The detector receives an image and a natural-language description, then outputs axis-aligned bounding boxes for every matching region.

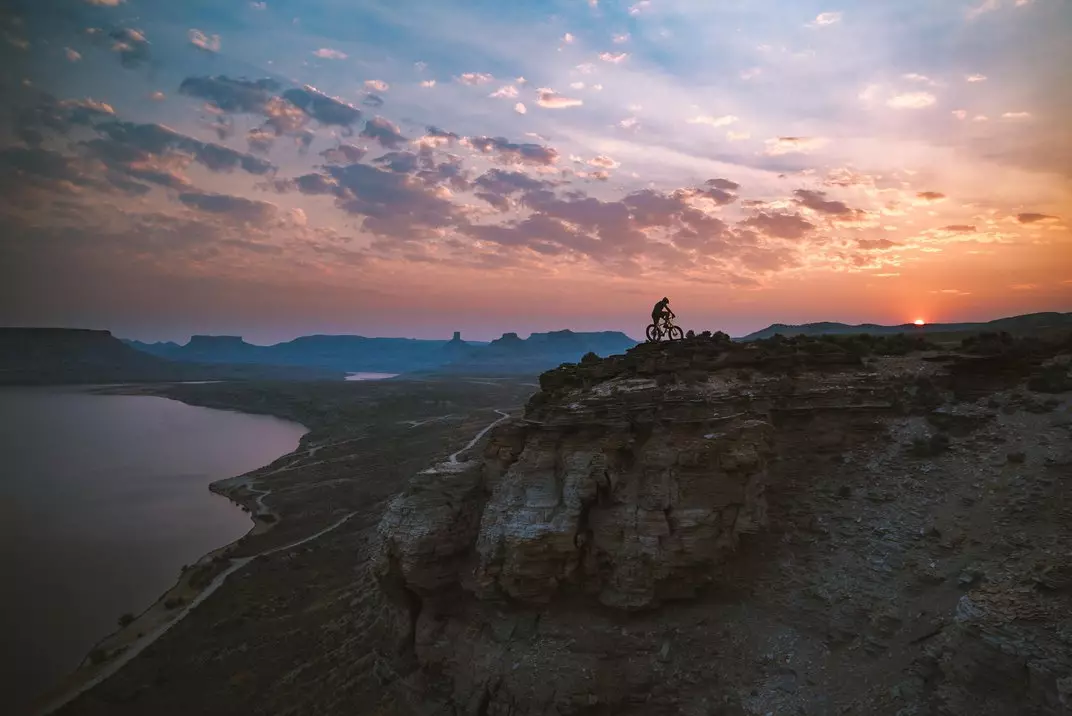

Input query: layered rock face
[373,333,1072,715]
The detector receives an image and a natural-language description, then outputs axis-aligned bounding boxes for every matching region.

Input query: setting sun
[914,319,926,326]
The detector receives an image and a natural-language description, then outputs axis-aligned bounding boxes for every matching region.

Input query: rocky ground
[376,332,1072,715]
[51,333,1072,716]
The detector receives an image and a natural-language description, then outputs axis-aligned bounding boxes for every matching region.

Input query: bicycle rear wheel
[645,324,660,342]
[667,326,684,341]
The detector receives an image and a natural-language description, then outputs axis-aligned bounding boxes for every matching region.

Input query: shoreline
[30,386,313,716]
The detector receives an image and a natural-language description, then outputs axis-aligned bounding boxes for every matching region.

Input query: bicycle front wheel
[667,326,684,341]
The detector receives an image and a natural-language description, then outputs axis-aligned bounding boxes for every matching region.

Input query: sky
[0,0,1069,343]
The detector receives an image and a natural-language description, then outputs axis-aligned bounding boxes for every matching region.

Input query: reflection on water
[345,372,399,381]
[0,387,307,713]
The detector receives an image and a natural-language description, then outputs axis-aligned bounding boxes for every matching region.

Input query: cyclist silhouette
[651,297,674,331]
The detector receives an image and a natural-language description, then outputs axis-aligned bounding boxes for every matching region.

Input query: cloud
[179,191,279,225]
[365,79,389,91]
[902,73,936,85]
[966,74,987,82]
[420,79,436,88]
[86,0,124,5]
[282,86,362,129]
[319,144,367,164]
[536,89,583,109]
[363,94,385,107]
[179,76,281,113]
[599,52,629,63]
[372,151,423,174]
[1017,212,1058,223]
[613,33,630,43]
[943,224,977,232]
[741,211,815,239]
[687,114,738,127]
[64,48,82,62]
[473,169,554,209]
[466,136,559,165]
[188,29,221,53]
[966,0,1000,20]
[457,72,494,85]
[857,238,897,250]
[792,189,860,216]
[314,48,348,59]
[108,28,150,68]
[589,155,619,169]
[916,191,946,202]
[360,116,406,148]
[1001,111,1031,119]
[514,102,527,114]
[740,67,762,80]
[96,120,273,174]
[808,12,843,27]
[886,92,936,109]
[727,130,750,141]
[311,162,466,239]
[562,33,575,44]
[0,145,149,199]
[952,109,967,119]
[629,1,651,15]
[490,85,519,99]
[763,136,827,155]
[247,127,275,154]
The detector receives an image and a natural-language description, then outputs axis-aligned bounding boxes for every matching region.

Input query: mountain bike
[646,314,684,342]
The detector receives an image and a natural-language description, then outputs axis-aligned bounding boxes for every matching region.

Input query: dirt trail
[37,512,355,716]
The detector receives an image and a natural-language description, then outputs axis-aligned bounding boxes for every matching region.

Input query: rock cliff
[374,332,1072,715]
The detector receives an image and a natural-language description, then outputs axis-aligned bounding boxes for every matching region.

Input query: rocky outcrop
[373,331,1072,715]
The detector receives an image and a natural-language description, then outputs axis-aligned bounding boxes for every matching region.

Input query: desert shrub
[163,596,186,610]
[117,612,135,628]
[581,351,600,364]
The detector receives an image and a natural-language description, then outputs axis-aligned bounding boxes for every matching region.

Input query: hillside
[125,332,488,374]
[0,328,344,385]
[740,311,1072,341]
[126,330,637,376]
[430,329,639,375]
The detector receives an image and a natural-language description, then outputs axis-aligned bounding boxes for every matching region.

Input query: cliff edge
[374,331,1072,715]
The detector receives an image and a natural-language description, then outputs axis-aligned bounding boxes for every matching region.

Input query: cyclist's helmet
[662,297,669,303]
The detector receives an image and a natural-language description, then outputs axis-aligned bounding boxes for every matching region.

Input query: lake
[0,387,307,714]
[345,372,399,381]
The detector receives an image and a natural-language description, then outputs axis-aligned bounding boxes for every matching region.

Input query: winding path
[37,409,513,715]
[421,409,511,473]
[36,512,354,716]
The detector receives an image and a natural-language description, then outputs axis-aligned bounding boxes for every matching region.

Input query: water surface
[0,387,306,713]
[345,372,399,381]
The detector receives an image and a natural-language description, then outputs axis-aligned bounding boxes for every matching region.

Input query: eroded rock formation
[373,333,1072,715]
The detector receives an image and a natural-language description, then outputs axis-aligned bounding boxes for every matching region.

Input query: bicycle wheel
[667,325,684,341]
[645,324,660,342]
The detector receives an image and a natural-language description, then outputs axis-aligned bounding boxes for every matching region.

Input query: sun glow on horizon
[914,318,926,326]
